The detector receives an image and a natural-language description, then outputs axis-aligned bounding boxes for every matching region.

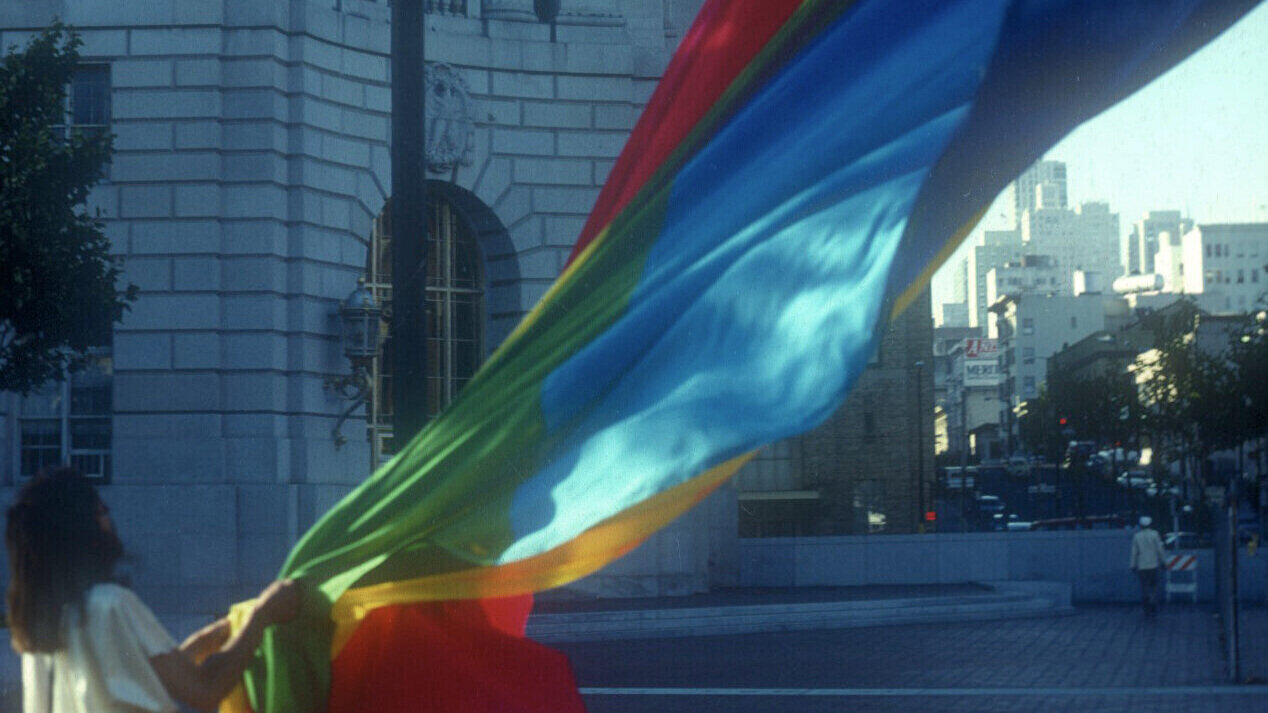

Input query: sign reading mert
[962,338,1001,387]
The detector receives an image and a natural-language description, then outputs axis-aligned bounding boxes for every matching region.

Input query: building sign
[963,338,997,359]
[962,338,1001,387]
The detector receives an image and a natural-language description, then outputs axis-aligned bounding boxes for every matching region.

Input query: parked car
[1117,471,1154,490]
[975,494,1006,514]
[1006,456,1030,476]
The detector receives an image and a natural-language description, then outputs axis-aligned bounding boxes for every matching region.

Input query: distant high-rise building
[968,161,1119,328]
[968,229,1023,329]
[939,302,970,328]
[985,255,1063,317]
[1011,160,1068,220]
[950,256,969,303]
[1020,200,1120,285]
[1124,210,1192,276]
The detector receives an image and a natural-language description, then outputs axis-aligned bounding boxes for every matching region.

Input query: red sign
[963,338,998,358]
[924,511,937,522]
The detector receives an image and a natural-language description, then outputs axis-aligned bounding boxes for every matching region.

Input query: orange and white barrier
[1164,554,1198,603]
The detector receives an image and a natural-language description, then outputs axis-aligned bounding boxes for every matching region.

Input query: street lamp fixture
[534,0,561,42]
[326,278,385,448]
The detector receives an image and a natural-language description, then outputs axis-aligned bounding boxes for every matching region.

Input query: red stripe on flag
[568,0,804,263]
[329,598,584,713]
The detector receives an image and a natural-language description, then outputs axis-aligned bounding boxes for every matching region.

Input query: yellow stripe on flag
[328,451,753,656]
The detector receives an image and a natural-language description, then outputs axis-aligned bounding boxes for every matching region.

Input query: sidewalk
[1240,605,1268,682]
[558,602,1268,713]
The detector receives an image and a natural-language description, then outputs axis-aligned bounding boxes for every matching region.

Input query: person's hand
[254,579,302,627]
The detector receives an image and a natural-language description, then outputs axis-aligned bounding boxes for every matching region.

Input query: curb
[528,589,1075,643]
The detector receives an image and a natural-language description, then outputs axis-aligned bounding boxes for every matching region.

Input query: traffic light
[1058,417,1068,426]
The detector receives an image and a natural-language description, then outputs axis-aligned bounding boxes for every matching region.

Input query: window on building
[1022,346,1035,365]
[71,66,111,128]
[1206,244,1212,258]
[1023,376,1036,397]
[366,198,485,466]
[17,352,114,482]
[1238,269,1244,284]
[53,65,111,175]
[1254,269,1259,284]
[863,411,876,442]
[423,1,471,16]
[1021,317,1034,335]
[1070,316,1077,329]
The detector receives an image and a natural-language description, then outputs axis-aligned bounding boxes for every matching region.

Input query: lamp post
[534,0,561,42]
[914,360,927,532]
[392,0,428,443]
[959,370,969,531]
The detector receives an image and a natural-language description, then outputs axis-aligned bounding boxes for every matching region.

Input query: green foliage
[1133,302,1250,483]
[1020,368,1142,465]
[1017,385,1061,462]
[0,24,134,394]
[1224,302,1268,471]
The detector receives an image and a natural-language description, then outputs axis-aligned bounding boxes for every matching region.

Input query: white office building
[1178,223,1268,313]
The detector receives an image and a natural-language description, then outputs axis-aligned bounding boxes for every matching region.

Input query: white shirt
[21,583,178,713]
[1130,527,1168,571]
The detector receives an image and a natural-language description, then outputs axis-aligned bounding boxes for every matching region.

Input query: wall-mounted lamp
[534,0,561,42]
[325,278,384,448]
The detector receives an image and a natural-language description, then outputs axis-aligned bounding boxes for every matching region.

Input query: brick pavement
[1239,605,1268,682]
[563,604,1268,713]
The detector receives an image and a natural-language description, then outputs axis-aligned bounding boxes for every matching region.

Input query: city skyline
[933,2,1268,312]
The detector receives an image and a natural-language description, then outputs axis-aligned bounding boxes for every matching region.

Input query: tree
[1034,365,1142,465]
[1225,301,1268,482]
[1135,304,1236,489]
[1017,385,1062,463]
[0,25,134,395]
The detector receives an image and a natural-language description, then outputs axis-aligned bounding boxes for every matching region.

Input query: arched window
[366,197,485,465]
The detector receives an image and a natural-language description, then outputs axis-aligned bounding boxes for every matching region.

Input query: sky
[931,2,1268,311]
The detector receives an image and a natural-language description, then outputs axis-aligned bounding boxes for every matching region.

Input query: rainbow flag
[226,1,1260,711]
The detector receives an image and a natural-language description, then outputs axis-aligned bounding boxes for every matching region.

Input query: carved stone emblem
[424,63,475,174]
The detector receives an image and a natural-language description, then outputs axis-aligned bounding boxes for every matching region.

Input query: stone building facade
[0,0,712,614]
[0,0,934,611]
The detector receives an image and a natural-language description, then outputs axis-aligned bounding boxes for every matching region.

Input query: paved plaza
[560,604,1268,713]
[1,597,1262,712]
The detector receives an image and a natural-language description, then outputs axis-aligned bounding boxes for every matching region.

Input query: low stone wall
[737,530,1268,604]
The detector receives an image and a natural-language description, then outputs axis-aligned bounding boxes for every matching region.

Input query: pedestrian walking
[1129,515,1167,616]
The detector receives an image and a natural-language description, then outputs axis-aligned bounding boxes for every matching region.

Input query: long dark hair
[6,467,123,653]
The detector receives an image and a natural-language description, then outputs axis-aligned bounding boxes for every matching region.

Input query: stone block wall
[735,530,1266,604]
[739,288,936,536]
[0,0,706,616]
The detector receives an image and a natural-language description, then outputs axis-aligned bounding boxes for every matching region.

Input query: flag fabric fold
[222,1,1261,711]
